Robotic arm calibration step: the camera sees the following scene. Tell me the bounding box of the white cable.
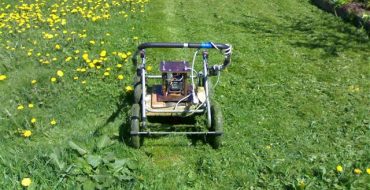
[213,70,221,89]
[175,50,200,110]
[210,41,232,63]
[174,93,191,110]
[191,49,199,105]
[181,95,208,117]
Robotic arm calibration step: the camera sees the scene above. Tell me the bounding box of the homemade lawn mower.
[130,42,232,149]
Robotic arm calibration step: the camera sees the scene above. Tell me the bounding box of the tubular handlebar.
[137,42,230,50]
[132,42,232,70]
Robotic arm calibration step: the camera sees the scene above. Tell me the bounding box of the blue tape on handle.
[200,42,212,48]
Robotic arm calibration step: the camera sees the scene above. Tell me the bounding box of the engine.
[160,61,190,100]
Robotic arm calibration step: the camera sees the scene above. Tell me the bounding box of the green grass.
[0,0,369,189]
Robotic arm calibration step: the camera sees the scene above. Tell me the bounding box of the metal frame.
[132,42,231,136]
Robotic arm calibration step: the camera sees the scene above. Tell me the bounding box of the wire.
[181,98,207,117]
[181,42,232,116]
[191,49,199,104]
[210,41,232,65]
[213,70,221,89]
[174,93,191,110]
[174,49,199,110]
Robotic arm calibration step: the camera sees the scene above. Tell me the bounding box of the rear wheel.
[134,76,142,103]
[130,104,141,148]
[209,101,223,149]
[134,84,142,103]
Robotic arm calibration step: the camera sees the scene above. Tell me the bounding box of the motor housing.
[159,61,190,101]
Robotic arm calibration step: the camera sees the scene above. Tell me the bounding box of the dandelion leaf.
[109,159,127,172]
[49,151,65,170]
[68,141,87,156]
[96,135,112,150]
[86,154,102,168]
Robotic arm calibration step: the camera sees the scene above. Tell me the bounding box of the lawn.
[0,0,369,189]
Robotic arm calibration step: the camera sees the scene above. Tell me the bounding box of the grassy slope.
[0,0,369,189]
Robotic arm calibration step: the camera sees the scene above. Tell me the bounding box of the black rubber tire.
[134,84,142,103]
[209,101,223,149]
[133,75,142,104]
[130,104,141,148]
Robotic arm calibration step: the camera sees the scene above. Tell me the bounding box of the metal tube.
[137,42,230,50]
[146,123,196,128]
[145,75,162,79]
[141,57,147,128]
[203,53,212,128]
[146,107,204,113]
[145,75,197,79]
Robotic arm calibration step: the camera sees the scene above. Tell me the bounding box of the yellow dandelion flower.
[104,72,110,76]
[336,165,343,173]
[65,57,72,62]
[50,119,57,125]
[100,50,107,57]
[17,105,24,110]
[82,53,89,60]
[133,36,139,40]
[80,68,87,72]
[61,19,67,25]
[75,50,80,54]
[56,70,64,77]
[116,64,122,68]
[51,77,57,82]
[125,85,133,92]
[81,80,86,84]
[55,44,61,50]
[22,130,32,138]
[31,80,37,84]
[119,52,127,59]
[89,40,95,45]
[366,168,370,175]
[117,75,124,80]
[31,118,36,124]
[21,178,32,187]
[0,74,7,81]
[354,168,362,175]
[28,103,34,108]
[27,52,32,56]
[88,63,95,68]
[73,76,79,80]
[146,65,153,72]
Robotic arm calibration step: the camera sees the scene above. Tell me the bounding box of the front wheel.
[208,102,223,149]
[130,104,141,148]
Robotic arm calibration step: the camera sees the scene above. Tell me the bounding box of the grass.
[0,0,369,189]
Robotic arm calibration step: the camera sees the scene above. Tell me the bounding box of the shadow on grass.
[93,92,132,145]
[232,13,370,57]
